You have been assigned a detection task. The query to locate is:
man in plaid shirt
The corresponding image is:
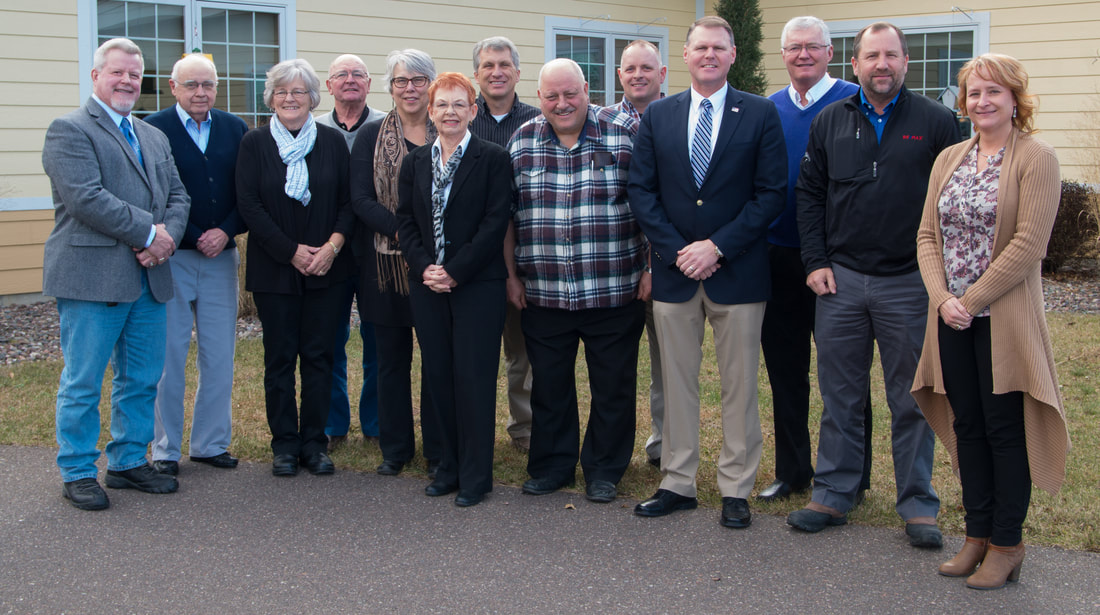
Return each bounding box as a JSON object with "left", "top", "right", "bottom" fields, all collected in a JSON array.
[{"left": 506, "top": 58, "right": 648, "bottom": 504}]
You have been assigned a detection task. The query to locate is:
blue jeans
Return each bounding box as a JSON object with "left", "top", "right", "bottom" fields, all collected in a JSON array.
[
  {"left": 55, "top": 275, "right": 166, "bottom": 482},
  {"left": 326, "top": 279, "right": 379, "bottom": 437}
]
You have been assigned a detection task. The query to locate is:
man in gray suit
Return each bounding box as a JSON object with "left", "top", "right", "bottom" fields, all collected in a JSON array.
[{"left": 41, "top": 37, "right": 190, "bottom": 510}]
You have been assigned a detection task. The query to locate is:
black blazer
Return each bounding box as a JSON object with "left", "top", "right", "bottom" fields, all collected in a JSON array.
[
  {"left": 236, "top": 123, "right": 355, "bottom": 295},
  {"left": 396, "top": 133, "right": 511, "bottom": 286}
]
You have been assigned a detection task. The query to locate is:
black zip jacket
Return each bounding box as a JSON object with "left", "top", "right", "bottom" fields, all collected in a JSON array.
[{"left": 796, "top": 86, "right": 960, "bottom": 277}]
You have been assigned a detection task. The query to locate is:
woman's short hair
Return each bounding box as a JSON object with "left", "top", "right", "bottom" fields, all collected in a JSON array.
[
  {"left": 429, "top": 72, "right": 477, "bottom": 107},
  {"left": 384, "top": 49, "right": 437, "bottom": 94},
  {"left": 262, "top": 59, "right": 322, "bottom": 111},
  {"left": 957, "top": 53, "right": 1036, "bottom": 135}
]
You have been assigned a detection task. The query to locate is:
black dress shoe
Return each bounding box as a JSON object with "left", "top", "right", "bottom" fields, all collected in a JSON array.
[
  {"left": 62, "top": 478, "right": 110, "bottom": 511},
  {"left": 721, "top": 497, "right": 752, "bottom": 528},
  {"left": 152, "top": 460, "right": 179, "bottom": 476},
  {"left": 105, "top": 463, "right": 179, "bottom": 494},
  {"left": 585, "top": 479, "right": 617, "bottom": 503},
  {"left": 272, "top": 454, "right": 299, "bottom": 477},
  {"left": 301, "top": 452, "right": 335, "bottom": 475},
  {"left": 426, "top": 459, "right": 440, "bottom": 480},
  {"left": 454, "top": 490, "right": 484, "bottom": 507},
  {"left": 647, "top": 456, "right": 661, "bottom": 468},
  {"left": 634, "top": 489, "right": 698, "bottom": 517},
  {"left": 521, "top": 475, "right": 574, "bottom": 495},
  {"left": 425, "top": 480, "right": 458, "bottom": 497},
  {"left": 377, "top": 459, "right": 405, "bottom": 476},
  {"left": 190, "top": 452, "right": 238, "bottom": 468}
]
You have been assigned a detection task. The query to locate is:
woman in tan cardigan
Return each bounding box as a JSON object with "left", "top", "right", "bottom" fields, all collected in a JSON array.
[{"left": 912, "top": 53, "right": 1069, "bottom": 590}]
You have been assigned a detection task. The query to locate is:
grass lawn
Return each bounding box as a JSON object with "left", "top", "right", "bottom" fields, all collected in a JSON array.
[{"left": 2, "top": 313, "right": 1097, "bottom": 551}]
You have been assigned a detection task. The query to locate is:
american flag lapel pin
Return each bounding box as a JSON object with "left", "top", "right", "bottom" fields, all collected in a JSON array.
[{"left": 731, "top": 106, "right": 740, "bottom": 113}]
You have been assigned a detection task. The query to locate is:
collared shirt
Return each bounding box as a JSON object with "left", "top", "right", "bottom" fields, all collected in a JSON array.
[
  {"left": 92, "top": 94, "right": 155, "bottom": 248},
  {"left": 330, "top": 106, "right": 372, "bottom": 133},
  {"left": 610, "top": 93, "right": 665, "bottom": 123},
  {"left": 859, "top": 88, "right": 901, "bottom": 142},
  {"left": 431, "top": 129, "right": 473, "bottom": 207},
  {"left": 787, "top": 74, "right": 837, "bottom": 110},
  {"left": 688, "top": 86, "right": 726, "bottom": 154},
  {"left": 509, "top": 105, "right": 644, "bottom": 311},
  {"left": 174, "top": 103, "right": 211, "bottom": 152},
  {"left": 470, "top": 93, "right": 541, "bottom": 148}
]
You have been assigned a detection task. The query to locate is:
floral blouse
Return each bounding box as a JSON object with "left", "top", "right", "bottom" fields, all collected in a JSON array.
[{"left": 937, "top": 143, "right": 1004, "bottom": 318}]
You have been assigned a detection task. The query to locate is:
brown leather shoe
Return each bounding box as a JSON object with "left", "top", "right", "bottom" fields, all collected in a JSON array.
[
  {"left": 938, "top": 536, "right": 989, "bottom": 577},
  {"left": 966, "top": 542, "right": 1025, "bottom": 590}
]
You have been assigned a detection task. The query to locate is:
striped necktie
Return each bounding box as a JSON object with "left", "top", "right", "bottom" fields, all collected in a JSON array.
[
  {"left": 120, "top": 117, "right": 143, "bottom": 167},
  {"left": 690, "top": 99, "right": 713, "bottom": 189}
]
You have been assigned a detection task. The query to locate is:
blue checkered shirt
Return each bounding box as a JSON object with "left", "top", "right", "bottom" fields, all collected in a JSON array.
[{"left": 508, "top": 105, "right": 644, "bottom": 311}]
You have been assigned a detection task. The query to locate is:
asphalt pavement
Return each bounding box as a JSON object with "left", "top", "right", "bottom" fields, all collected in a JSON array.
[{"left": 2, "top": 444, "right": 1097, "bottom": 614}]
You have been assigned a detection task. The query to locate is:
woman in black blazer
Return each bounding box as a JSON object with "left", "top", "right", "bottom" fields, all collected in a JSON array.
[
  {"left": 396, "top": 72, "right": 512, "bottom": 506},
  {"left": 237, "top": 59, "right": 354, "bottom": 477}
]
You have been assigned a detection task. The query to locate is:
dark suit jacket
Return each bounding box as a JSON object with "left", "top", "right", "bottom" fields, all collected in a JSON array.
[
  {"left": 396, "top": 133, "right": 511, "bottom": 286},
  {"left": 235, "top": 123, "right": 355, "bottom": 295},
  {"left": 627, "top": 85, "right": 787, "bottom": 304},
  {"left": 145, "top": 106, "right": 249, "bottom": 249},
  {"left": 41, "top": 98, "right": 190, "bottom": 303}
]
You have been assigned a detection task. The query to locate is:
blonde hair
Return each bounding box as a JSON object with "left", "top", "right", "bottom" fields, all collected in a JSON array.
[{"left": 957, "top": 53, "right": 1036, "bottom": 135}]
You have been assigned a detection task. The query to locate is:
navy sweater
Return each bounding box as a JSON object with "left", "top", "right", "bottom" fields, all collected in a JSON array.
[{"left": 145, "top": 106, "right": 249, "bottom": 250}]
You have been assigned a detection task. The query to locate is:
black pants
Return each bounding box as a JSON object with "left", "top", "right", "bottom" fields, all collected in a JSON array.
[
  {"left": 375, "top": 323, "right": 441, "bottom": 465},
  {"left": 254, "top": 283, "right": 346, "bottom": 458},
  {"left": 939, "top": 317, "right": 1029, "bottom": 546},
  {"left": 522, "top": 302, "right": 645, "bottom": 484},
  {"left": 761, "top": 245, "right": 873, "bottom": 489},
  {"left": 411, "top": 279, "right": 505, "bottom": 495}
]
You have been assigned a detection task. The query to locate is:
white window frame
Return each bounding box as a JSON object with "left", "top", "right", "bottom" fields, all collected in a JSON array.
[
  {"left": 545, "top": 16, "right": 670, "bottom": 106},
  {"left": 827, "top": 12, "right": 990, "bottom": 78}
]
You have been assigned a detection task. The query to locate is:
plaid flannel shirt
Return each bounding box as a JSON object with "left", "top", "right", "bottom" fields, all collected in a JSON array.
[{"left": 508, "top": 105, "right": 644, "bottom": 311}]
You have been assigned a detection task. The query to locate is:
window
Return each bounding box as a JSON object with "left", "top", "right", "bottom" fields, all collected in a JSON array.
[
  {"left": 83, "top": 0, "right": 292, "bottom": 126},
  {"left": 546, "top": 17, "right": 668, "bottom": 107}
]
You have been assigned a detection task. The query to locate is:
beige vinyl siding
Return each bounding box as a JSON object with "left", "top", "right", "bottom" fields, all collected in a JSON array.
[
  {"left": 760, "top": 0, "right": 1100, "bottom": 181},
  {"left": 0, "top": 210, "right": 53, "bottom": 296}
]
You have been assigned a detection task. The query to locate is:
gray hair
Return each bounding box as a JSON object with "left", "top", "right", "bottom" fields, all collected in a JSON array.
[
  {"left": 538, "top": 58, "right": 586, "bottom": 88},
  {"left": 263, "top": 59, "right": 322, "bottom": 110},
  {"left": 472, "top": 36, "right": 521, "bottom": 71},
  {"left": 94, "top": 37, "right": 144, "bottom": 73},
  {"left": 328, "top": 54, "right": 370, "bottom": 78},
  {"left": 171, "top": 53, "right": 219, "bottom": 83},
  {"left": 780, "top": 16, "right": 831, "bottom": 50},
  {"left": 384, "top": 49, "right": 436, "bottom": 94}
]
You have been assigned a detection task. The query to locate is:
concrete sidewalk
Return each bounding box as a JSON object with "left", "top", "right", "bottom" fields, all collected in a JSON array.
[{"left": 1, "top": 444, "right": 1097, "bottom": 614}]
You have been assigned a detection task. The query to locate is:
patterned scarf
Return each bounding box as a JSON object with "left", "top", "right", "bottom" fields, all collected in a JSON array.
[
  {"left": 270, "top": 114, "right": 317, "bottom": 206},
  {"left": 430, "top": 140, "right": 465, "bottom": 265},
  {"left": 372, "top": 109, "right": 436, "bottom": 294}
]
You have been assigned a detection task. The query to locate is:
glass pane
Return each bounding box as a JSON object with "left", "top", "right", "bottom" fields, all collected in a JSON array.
[
  {"left": 158, "top": 40, "right": 184, "bottom": 75},
  {"left": 904, "top": 66, "right": 924, "bottom": 92},
  {"left": 203, "top": 8, "right": 226, "bottom": 43},
  {"left": 925, "top": 32, "right": 949, "bottom": 62},
  {"left": 98, "top": 1, "right": 126, "bottom": 37},
  {"left": 228, "top": 11, "right": 253, "bottom": 44},
  {"left": 228, "top": 44, "right": 253, "bottom": 79},
  {"left": 951, "top": 31, "right": 973, "bottom": 60},
  {"left": 158, "top": 75, "right": 173, "bottom": 110},
  {"left": 556, "top": 35, "right": 572, "bottom": 58},
  {"left": 255, "top": 46, "right": 278, "bottom": 72},
  {"left": 254, "top": 12, "right": 278, "bottom": 46},
  {"left": 157, "top": 4, "right": 184, "bottom": 40},
  {"left": 906, "top": 33, "right": 925, "bottom": 62},
  {"left": 128, "top": 2, "right": 156, "bottom": 38},
  {"left": 204, "top": 43, "right": 228, "bottom": 74}
]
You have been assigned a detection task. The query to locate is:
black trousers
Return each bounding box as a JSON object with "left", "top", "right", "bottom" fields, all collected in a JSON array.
[
  {"left": 375, "top": 322, "right": 441, "bottom": 465},
  {"left": 522, "top": 302, "right": 645, "bottom": 484},
  {"left": 761, "top": 245, "right": 873, "bottom": 489},
  {"left": 411, "top": 279, "right": 505, "bottom": 495},
  {"left": 939, "top": 317, "right": 1029, "bottom": 546},
  {"left": 254, "top": 282, "right": 347, "bottom": 458}
]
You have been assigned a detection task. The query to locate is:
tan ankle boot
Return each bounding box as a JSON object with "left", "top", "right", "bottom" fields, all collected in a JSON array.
[
  {"left": 938, "top": 537, "right": 989, "bottom": 577},
  {"left": 966, "top": 542, "right": 1025, "bottom": 590}
]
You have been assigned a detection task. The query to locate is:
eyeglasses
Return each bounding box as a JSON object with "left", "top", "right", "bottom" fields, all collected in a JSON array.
[
  {"left": 783, "top": 44, "right": 829, "bottom": 54},
  {"left": 332, "top": 70, "right": 368, "bottom": 82},
  {"left": 432, "top": 100, "right": 470, "bottom": 112},
  {"left": 273, "top": 89, "right": 310, "bottom": 99},
  {"left": 180, "top": 80, "right": 218, "bottom": 91},
  {"left": 390, "top": 75, "right": 430, "bottom": 88}
]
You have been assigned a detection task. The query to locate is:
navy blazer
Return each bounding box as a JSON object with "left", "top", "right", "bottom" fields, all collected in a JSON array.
[
  {"left": 396, "top": 133, "right": 511, "bottom": 286},
  {"left": 627, "top": 85, "right": 788, "bottom": 305},
  {"left": 145, "top": 106, "right": 249, "bottom": 249}
]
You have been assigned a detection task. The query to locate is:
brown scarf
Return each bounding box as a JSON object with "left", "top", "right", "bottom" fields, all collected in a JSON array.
[{"left": 372, "top": 109, "right": 436, "bottom": 295}]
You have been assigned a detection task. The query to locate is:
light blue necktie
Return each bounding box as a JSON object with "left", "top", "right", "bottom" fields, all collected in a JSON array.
[
  {"left": 690, "top": 99, "right": 713, "bottom": 189},
  {"left": 120, "top": 117, "right": 144, "bottom": 167}
]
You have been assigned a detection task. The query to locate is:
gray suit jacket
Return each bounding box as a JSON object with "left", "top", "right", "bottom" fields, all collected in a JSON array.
[{"left": 41, "top": 98, "right": 190, "bottom": 303}]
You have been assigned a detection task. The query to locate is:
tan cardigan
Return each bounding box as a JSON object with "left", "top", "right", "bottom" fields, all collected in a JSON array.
[{"left": 911, "top": 129, "right": 1070, "bottom": 496}]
